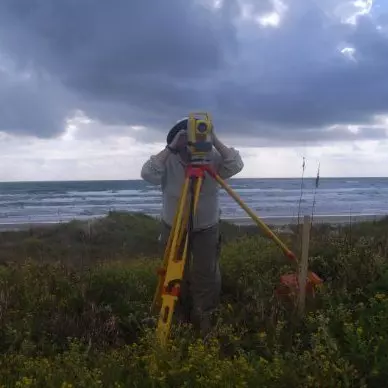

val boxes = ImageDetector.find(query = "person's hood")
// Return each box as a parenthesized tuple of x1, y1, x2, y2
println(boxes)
(166, 117, 188, 145)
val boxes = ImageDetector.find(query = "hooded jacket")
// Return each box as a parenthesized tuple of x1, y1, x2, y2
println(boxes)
(141, 146, 244, 230)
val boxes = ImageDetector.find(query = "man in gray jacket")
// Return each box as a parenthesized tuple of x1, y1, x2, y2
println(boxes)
(141, 117, 244, 335)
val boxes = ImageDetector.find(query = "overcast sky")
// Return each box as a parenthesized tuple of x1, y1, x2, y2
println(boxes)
(0, 0, 387, 181)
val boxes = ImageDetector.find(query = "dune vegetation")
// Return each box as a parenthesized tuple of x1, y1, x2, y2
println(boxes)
(1, 211, 388, 387)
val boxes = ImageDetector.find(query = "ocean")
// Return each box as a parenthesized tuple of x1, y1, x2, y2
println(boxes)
(1, 178, 388, 227)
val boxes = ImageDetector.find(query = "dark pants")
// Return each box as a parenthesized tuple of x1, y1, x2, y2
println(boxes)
(159, 221, 222, 326)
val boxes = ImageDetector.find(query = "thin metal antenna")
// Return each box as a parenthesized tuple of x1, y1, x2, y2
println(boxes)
(310, 161, 320, 226)
(297, 156, 306, 227)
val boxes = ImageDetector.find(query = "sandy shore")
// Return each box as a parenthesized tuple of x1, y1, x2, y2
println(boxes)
(0, 213, 386, 233)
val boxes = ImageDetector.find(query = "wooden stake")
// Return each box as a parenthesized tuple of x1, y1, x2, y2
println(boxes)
(297, 215, 311, 317)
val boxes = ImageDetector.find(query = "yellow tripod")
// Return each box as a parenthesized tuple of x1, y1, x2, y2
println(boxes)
(151, 163, 323, 346)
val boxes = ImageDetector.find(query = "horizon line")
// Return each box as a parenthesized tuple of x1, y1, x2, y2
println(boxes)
(1, 176, 388, 184)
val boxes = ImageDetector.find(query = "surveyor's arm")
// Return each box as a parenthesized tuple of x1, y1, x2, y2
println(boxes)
(141, 129, 186, 184)
(140, 148, 170, 185)
(213, 134, 244, 179)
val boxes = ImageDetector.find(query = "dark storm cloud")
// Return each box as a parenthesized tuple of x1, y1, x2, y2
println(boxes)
(211, 1, 388, 131)
(0, 0, 387, 143)
(0, 0, 241, 137)
(0, 69, 76, 137)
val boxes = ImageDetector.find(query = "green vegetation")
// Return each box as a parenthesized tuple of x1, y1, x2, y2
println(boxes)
(1, 211, 388, 387)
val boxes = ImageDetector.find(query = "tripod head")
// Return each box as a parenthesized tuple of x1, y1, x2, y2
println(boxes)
(187, 112, 213, 165)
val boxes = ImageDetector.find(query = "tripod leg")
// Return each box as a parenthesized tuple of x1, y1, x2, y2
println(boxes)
(181, 175, 203, 261)
(156, 175, 203, 346)
(207, 168, 322, 286)
(209, 171, 295, 259)
(151, 175, 190, 314)
(175, 174, 203, 322)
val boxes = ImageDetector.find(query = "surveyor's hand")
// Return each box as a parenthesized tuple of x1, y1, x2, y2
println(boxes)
(169, 129, 187, 151)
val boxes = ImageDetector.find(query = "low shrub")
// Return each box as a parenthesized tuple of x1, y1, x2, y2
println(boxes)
(0, 211, 387, 387)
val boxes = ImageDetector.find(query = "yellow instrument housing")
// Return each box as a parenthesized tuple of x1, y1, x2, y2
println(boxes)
(187, 112, 213, 161)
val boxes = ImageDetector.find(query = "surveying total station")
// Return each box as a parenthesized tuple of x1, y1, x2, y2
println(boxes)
(151, 112, 323, 347)
(187, 112, 214, 164)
